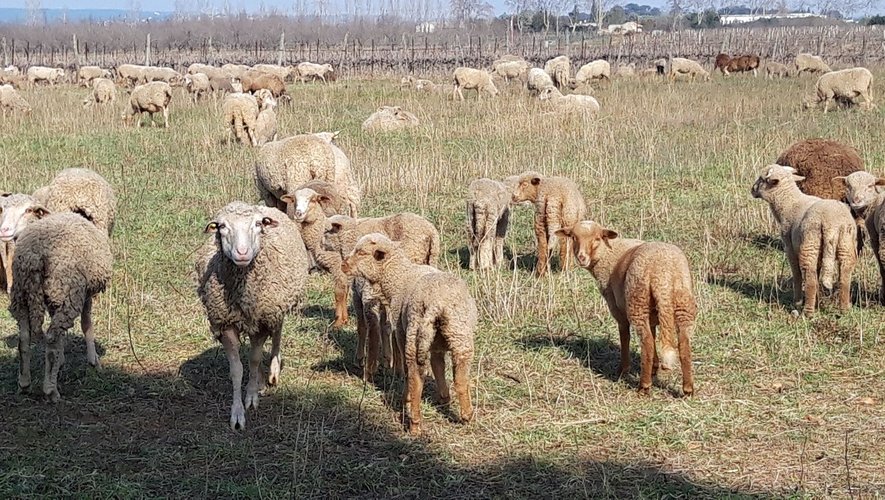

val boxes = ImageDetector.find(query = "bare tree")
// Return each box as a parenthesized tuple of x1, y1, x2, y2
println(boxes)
(450, 0, 493, 27)
(26, 0, 42, 27)
(813, 0, 880, 17)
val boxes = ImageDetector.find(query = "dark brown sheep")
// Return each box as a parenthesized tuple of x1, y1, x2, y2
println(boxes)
(714, 53, 731, 75)
(240, 71, 288, 98)
(716, 54, 760, 76)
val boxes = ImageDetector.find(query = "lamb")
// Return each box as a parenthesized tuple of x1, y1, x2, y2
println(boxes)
(82, 77, 116, 107)
(323, 214, 440, 379)
(574, 60, 611, 85)
(342, 233, 476, 435)
(252, 63, 294, 82)
(240, 70, 288, 98)
(765, 61, 792, 79)
(123, 81, 173, 128)
(361, 105, 420, 132)
(795, 53, 831, 75)
(493, 60, 529, 83)
(0, 84, 31, 114)
(508, 171, 587, 276)
(527, 67, 555, 95)
(555, 221, 695, 396)
(544, 55, 571, 89)
(467, 178, 510, 270)
(452, 67, 499, 100)
(33, 167, 117, 236)
(184, 73, 211, 102)
(668, 57, 710, 82)
(194, 202, 309, 430)
(838, 172, 885, 303)
(803, 67, 874, 113)
(116, 63, 146, 87)
(751, 165, 857, 315)
(26, 66, 65, 86)
(308, 131, 361, 217)
(615, 63, 637, 78)
(77, 66, 111, 87)
(538, 86, 600, 116)
(295, 62, 335, 83)
(9, 211, 113, 402)
(222, 92, 260, 146)
(253, 92, 278, 146)
(254, 133, 340, 212)
(282, 180, 351, 219)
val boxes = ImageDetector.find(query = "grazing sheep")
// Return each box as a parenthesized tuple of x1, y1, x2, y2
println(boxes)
(82, 78, 116, 107)
(77, 66, 111, 87)
(254, 134, 340, 212)
(668, 58, 710, 82)
(751, 165, 857, 315)
(26, 66, 65, 86)
(555, 221, 695, 396)
(653, 58, 668, 75)
(240, 70, 288, 99)
(467, 178, 510, 270)
(615, 63, 637, 78)
(209, 74, 243, 94)
(222, 92, 260, 146)
(184, 73, 211, 102)
(803, 67, 874, 113)
(295, 62, 335, 83)
(838, 172, 885, 303)
(452, 67, 499, 100)
(188, 63, 220, 76)
(527, 67, 555, 95)
(252, 63, 294, 82)
(765, 61, 792, 79)
(140, 66, 182, 86)
(0, 84, 31, 114)
(491, 55, 526, 69)
(342, 233, 476, 435)
(575, 60, 611, 85)
(776, 139, 864, 201)
(538, 87, 600, 116)
(361, 105, 420, 132)
(716, 54, 760, 76)
(508, 171, 587, 276)
(493, 60, 529, 83)
(116, 63, 146, 87)
(194, 202, 309, 430)
(544, 55, 571, 89)
(10, 212, 113, 402)
(795, 53, 831, 75)
(308, 131, 361, 217)
(34, 168, 117, 236)
(123, 81, 172, 128)
(714, 53, 731, 75)
(324, 214, 440, 379)
(254, 92, 278, 146)
(0, 68, 24, 88)
(221, 63, 251, 79)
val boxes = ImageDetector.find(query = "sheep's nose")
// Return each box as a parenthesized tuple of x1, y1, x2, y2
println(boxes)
(235, 246, 249, 257)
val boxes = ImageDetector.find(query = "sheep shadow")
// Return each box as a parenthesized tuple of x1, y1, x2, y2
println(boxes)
(749, 233, 783, 252)
(447, 246, 541, 274)
(3, 333, 108, 382)
(707, 275, 796, 309)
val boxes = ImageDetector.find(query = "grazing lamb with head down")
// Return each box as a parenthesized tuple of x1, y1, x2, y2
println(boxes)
(82, 78, 117, 107)
(751, 165, 857, 315)
(184, 73, 211, 102)
(668, 58, 710, 82)
(556, 221, 695, 396)
(77, 66, 111, 87)
(492, 60, 529, 83)
(0, 84, 31, 114)
(194, 202, 309, 430)
(538, 87, 600, 116)
(508, 171, 587, 276)
(452, 67, 499, 101)
(765, 61, 791, 79)
(544, 55, 571, 88)
(342, 233, 476, 436)
(361, 105, 420, 132)
(253, 90, 278, 146)
(527, 67, 555, 95)
(10, 211, 113, 402)
(575, 60, 611, 85)
(803, 67, 874, 113)
(123, 81, 172, 128)
(222, 92, 261, 146)
(467, 178, 510, 270)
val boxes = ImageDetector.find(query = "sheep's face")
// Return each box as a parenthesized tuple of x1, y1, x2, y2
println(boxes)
(751, 165, 804, 200)
(555, 221, 618, 269)
(839, 172, 885, 211)
(206, 208, 279, 267)
(538, 87, 555, 100)
(283, 188, 326, 223)
(322, 215, 355, 257)
(0, 194, 47, 242)
(341, 233, 397, 281)
(511, 172, 543, 203)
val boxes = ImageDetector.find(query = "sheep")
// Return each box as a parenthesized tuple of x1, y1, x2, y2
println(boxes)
(361, 105, 420, 132)
(240, 70, 288, 99)
(220, 63, 251, 79)
(0, 84, 31, 114)
(140, 66, 182, 86)
(194, 202, 309, 430)
(527, 67, 555, 95)
(187, 63, 220, 75)
(653, 58, 668, 75)
(803, 67, 874, 113)
(252, 63, 294, 82)
(727, 55, 761, 77)
(123, 81, 172, 128)
(209, 74, 243, 94)
(508, 171, 588, 276)
(34, 167, 117, 236)
(0, 68, 24, 88)
(307, 131, 361, 217)
(555, 221, 695, 396)
(253, 91, 278, 146)
(324, 214, 440, 379)
(411, 79, 436, 92)
(751, 165, 857, 315)
(254, 134, 340, 212)
(0, 193, 40, 294)
(184, 73, 211, 102)
(10, 211, 113, 402)
(222, 92, 260, 146)
(77, 65, 111, 87)
(838, 172, 885, 303)
(493, 60, 529, 83)
(574, 60, 611, 85)
(467, 178, 510, 270)
(399, 75, 416, 90)
(295, 62, 335, 83)
(668, 57, 710, 82)
(544, 55, 571, 89)
(27, 66, 65, 86)
(795, 53, 831, 75)
(775, 139, 864, 201)
(491, 54, 526, 69)
(82, 77, 116, 107)
(452, 67, 499, 101)
(116, 63, 146, 87)
(615, 63, 637, 78)
(714, 53, 731, 75)
(765, 61, 792, 79)
(281, 180, 351, 219)
(538, 86, 600, 116)
(342, 233, 475, 435)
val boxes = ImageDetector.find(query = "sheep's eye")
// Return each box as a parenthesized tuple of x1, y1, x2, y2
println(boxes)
(261, 217, 273, 226)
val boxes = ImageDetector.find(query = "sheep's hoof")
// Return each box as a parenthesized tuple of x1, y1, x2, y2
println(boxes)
(683, 386, 694, 397)
(331, 318, 347, 329)
(408, 422, 422, 436)
(437, 394, 451, 405)
(230, 404, 246, 430)
(44, 388, 61, 403)
(460, 409, 474, 424)
(637, 386, 651, 396)
(245, 391, 260, 410)
(18, 381, 30, 393)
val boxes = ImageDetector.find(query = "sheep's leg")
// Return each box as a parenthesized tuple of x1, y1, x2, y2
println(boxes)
(875, 234, 885, 305)
(634, 318, 655, 395)
(837, 239, 856, 311)
(219, 327, 246, 430)
(495, 208, 509, 267)
(163, 106, 169, 128)
(364, 303, 382, 382)
(430, 351, 450, 404)
(353, 284, 367, 365)
(676, 319, 694, 397)
(558, 234, 571, 271)
(452, 351, 473, 424)
(331, 276, 349, 328)
(2, 244, 13, 293)
(245, 333, 267, 410)
(267, 329, 283, 386)
(379, 306, 394, 371)
(616, 316, 631, 378)
(404, 336, 424, 435)
(799, 242, 820, 316)
(533, 214, 549, 276)
(43, 302, 79, 403)
(81, 295, 100, 368)
(467, 203, 477, 270)
(784, 239, 803, 307)
(17, 316, 31, 392)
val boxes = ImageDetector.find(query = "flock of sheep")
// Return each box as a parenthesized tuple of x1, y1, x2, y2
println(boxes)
(0, 50, 879, 435)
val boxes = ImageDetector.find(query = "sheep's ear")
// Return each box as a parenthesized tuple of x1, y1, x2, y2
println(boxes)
(31, 206, 50, 219)
(875, 178, 885, 187)
(554, 228, 572, 239)
(832, 176, 847, 187)
(204, 221, 219, 233)
(601, 229, 619, 241)
(328, 222, 342, 234)
(260, 216, 279, 229)
(373, 249, 387, 261)
(280, 194, 295, 204)
(318, 195, 330, 204)
(0, 192, 10, 198)
(791, 175, 805, 183)
(530, 177, 541, 186)
(781, 166, 798, 174)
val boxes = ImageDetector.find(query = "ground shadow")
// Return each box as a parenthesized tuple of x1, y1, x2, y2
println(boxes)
(708, 275, 796, 309)
(520, 333, 640, 382)
(749, 233, 783, 252)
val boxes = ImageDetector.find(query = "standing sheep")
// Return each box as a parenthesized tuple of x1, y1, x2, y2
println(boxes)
(765, 61, 792, 79)
(751, 165, 857, 315)
(803, 67, 874, 113)
(361, 105, 420, 132)
(342, 233, 476, 435)
(309, 131, 361, 217)
(254, 92, 278, 146)
(254, 134, 340, 212)
(555, 221, 696, 396)
(252, 63, 294, 82)
(508, 171, 588, 276)
(668, 58, 711, 82)
(544, 55, 571, 89)
(222, 92, 260, 146)
(240, 71, 289, 99)
(10, 212, 113, 402)
(34, 168, 117, 236)
(116, 64, 147, 87)
(194, 202, 309, 430)
(838, 172, 885, 303)
(184, 73, 211, 102)
(493, 60, 529, 84)
(82, 78, 117, 107)
(123, 81, 173, 128)
(27, 66, 65, 86)
(452, 67, 499, 101)
(795, 53, 831, 75)
(467, 178, 510, 270)
(775, 138, 864, 201)
(77, 66, 111, 87)
(295, 62, 335, 83)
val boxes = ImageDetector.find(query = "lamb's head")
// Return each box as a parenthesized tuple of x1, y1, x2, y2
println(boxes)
(323, 64, 334, 73)
(255, 89, 277, 110)
(0, 193, 48, 242)
(183, 74, 193, 89)
(751, 165, 804, 201)
(484, 79, 499, 97)
(281, 187, 327, 223)
(510, 171, 544, 203)
(312, 131, 340, 143)
(836, 171, 885, 211)
(341, 232, 403, 282)
(205, 202, 281, 268)
(538, 87, 562, 101)
(322, 214, 358, 257)
(230, 78, 243, 93)
(554, 221, 619, 269)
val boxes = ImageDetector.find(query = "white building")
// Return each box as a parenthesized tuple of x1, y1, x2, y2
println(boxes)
(416, 22, 436, 33)
(719, 13, 821, 25)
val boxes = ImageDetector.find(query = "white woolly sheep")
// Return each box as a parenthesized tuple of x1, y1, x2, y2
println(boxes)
(493, 60, 529, 83)
(0, 84, 31, 114)
(668, 57, 710, 82)
(252, 63, 294, 82)
(10, 211, 113, 402)
(527, 67, 555, 95)
(0, 193, 40, 294)
(34, 167, 117, 236)
(538, 86, 600, 116)
(795, 53, 831, 75)
(254, 134, 341, 212)
(342, 233, 476, 435)
(184, 73, 211, 102)
(253, 90, 278, 146)
(544, 55, 571, 88)
(575, 60, 611, 84)
(837, 172, 885, 303)
(467, 178, 510, 270)
(765, 61, 791, 79)
(194, 202, 309, 430)
(803, 67, 874, 113)
(452, 67, 499, 101)
(140, 66, 182, 86)
(751, 165, 857, 315)
(221, 63, 251, 79)
(82, 78, 116, 107)
(615, 62, 637, 78)
(77, 66, 111, 87)
(222, 92, 260, 146)
(27, 66, 65, 86)
(123, 81, 172, 128)
(116, 63, 147, 87)
(308, 131, 361, 217)
(361, 105, 420, 132)
(295, 62, 335, 83)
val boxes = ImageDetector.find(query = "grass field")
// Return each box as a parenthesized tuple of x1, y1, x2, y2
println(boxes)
(0, 72, 883, 498)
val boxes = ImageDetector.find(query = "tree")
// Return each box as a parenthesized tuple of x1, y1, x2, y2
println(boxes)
(867, 14, 885, 23)
(26, 0, 42, 27)
(814, 0, 880, 18)
(450, 0, 494, 26)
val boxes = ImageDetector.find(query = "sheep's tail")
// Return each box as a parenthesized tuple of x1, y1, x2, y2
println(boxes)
(657, 278, 696, 372)
(819, 223, 841, 291)
(652, 283, 679, 370)
(427, 230, 441, 267)
(415, 303, 443, 376)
